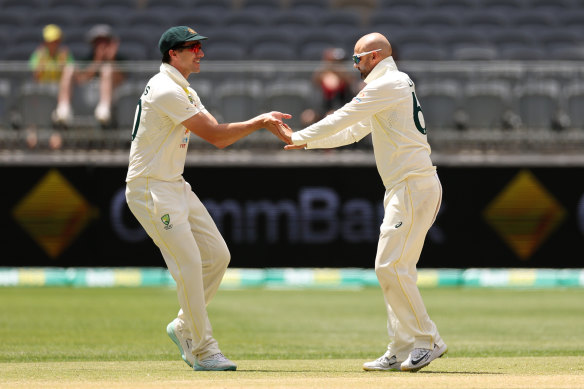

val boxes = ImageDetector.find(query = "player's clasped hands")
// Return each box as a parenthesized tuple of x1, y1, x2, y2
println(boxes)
(258, 111, 293, 144)
(257, 111, 307, 150)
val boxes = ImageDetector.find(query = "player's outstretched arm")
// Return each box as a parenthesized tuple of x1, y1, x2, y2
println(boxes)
(182, 111, 291, 149)
(280, 127, 307, 150)
(284, 143, 306, 150)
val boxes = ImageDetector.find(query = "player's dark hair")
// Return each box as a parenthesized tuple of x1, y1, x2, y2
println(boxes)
(162, 51, 171, 63)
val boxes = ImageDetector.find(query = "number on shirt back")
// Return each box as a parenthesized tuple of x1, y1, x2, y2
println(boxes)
(131, 99, 141, 141)
(412, 91, 427, 135)
(131, 86, 149, 141)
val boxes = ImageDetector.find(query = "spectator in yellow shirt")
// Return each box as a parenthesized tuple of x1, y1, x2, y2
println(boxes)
(29, 24, 73, 83)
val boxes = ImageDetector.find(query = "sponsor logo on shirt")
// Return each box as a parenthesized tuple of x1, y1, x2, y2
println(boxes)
(353, 91, 366, 103)
(180, 129, 189, 149)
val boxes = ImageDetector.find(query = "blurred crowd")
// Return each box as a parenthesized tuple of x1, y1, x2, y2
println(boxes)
(27, 23, 124, 149)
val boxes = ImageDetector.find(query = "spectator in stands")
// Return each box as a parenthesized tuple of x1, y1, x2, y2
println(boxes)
(29, 24, 73, 84)
(53, 24, 124, 128)
(301, 47, 356, 126)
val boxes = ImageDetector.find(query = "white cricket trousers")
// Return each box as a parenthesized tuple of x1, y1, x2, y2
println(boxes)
(126, 177, 230, 360)
(375, 173, 445, 361)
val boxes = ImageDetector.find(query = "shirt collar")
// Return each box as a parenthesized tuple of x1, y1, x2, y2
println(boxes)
(160, 63, 190, 88)
(364, 56, 398, 84)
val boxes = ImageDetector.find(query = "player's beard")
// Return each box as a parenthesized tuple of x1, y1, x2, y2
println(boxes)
(359, 69, 369, 80)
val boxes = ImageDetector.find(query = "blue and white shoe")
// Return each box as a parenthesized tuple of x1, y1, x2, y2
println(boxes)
(401, 343, 448, 372)
(166, 319, 195, 368)
(194, 353, 237, 371)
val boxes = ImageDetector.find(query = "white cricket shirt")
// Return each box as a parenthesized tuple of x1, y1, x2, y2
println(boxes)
(126, 63, 206, 182)
(291, 57, 436, 189)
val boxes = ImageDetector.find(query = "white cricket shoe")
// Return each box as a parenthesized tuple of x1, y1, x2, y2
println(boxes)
(401, 343, 448, 372)
(166, 319, 195, 368)
(194, 353, 237, 371)
(363, 351, 403, 371)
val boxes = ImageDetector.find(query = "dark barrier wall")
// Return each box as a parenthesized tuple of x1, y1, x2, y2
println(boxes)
(2, 165, 583, 268)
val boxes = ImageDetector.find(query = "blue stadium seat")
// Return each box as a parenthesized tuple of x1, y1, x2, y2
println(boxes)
(223, 10, 270, 30)
(287, 0, 328, 12)
(510, 10, 558, 29)
(250, 29, 298, 50)
(192, 0, 233, 13)
(490, 29, 535, 51)
(264, 80, 314, 129)
(565, 82, 584, 129)
(215, 80, 263, 122)
(67, 42, 91, 59)
(432, 0, 479, 13)
(126, 10, 177, 30)
(398, 44, 449, 60)
(0, 79, 11, 128)
(31, 9, 79, 28)
(477, 0, 525, 11)
(117, 42, 148, 61)
(116, 27, 152, 49)
(1, 0, 38, 11)
(500, 45, 545, 60)
(18, 81, 59, 128)
(46, 0, 94, 9)
(414, 10, 462, 30)
(556, 9, 584, 29)
(13, 28, 44, 46)
(514, 80, 561, 130)
(0, 10, 29, 30)
(112, 81, 144, 130)
(415, 80, 461, 130)
(461, 9, 509, 29)
(99, 0, 140, 11)
(452, 44, 498, 61)
(318, 9, 362, 29)
(463, 81, 512, 129)
(240, 0, 284, 12)
(369, 9, 413, 30)
(525, 0, 574, 12)
(202, 43, 247, 61)
(537, 29, 581, 51)
(439, 28, 487, 49)
(549, 46, 584, 60)
(270, 9, 319, 29)
(201, 29, 249, 60)
(378, 0, 429, 13)
(174, 10, 224, 31)
(251, 44, 296, 61)
(296, 29, 344, 60)
(4, 42, 39, 61)
(77, 9, 125, 28)
(147, 0, 188, 10)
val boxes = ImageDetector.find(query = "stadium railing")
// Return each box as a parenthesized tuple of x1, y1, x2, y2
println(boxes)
(1, 60, 583, 157)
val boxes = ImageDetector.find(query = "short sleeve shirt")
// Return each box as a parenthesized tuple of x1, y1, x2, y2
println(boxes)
(126, 63, 205, 182)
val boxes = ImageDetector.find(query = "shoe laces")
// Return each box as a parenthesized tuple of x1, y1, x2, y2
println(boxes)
(209, 353, 227, 361)
(378, 352, 396, 363)
(410, 347, 430, 360)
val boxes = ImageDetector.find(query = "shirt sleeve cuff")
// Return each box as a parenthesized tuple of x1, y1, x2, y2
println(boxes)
(291, 132, 306, 145)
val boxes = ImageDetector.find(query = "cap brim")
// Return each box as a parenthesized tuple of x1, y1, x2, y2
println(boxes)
(185, 34, 208, 42)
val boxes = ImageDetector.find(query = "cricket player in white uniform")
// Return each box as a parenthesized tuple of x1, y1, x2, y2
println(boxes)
(125, 26, 290, 371)
(283, 32, 447, 372)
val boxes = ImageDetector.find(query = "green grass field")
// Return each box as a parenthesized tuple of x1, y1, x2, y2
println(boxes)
(1, 286, 583, 388)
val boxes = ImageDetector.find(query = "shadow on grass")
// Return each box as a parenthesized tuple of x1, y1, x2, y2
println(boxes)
(236, 369, 503, 375)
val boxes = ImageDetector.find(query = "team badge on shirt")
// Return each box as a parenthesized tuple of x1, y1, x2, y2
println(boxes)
(161, 214, 173, 230)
